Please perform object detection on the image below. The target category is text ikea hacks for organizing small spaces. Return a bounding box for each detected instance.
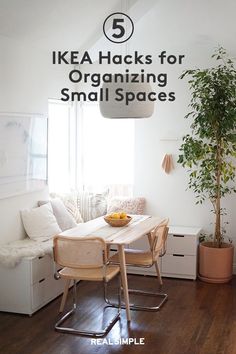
[52,50,185,105]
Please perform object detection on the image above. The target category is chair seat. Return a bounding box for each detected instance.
[110,249,154,266]
[59,265,120,282]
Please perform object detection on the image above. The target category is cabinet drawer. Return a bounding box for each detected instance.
[166,234,196,255]
[31,255,53,284]
[161,254,196,276]
[31,275,65,311]
[31,277,48,310]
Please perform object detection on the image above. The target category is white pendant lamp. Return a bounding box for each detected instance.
[99,0,154,119]
[99,78,154,118]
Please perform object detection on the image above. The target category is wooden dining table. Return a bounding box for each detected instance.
[60,214,162,322]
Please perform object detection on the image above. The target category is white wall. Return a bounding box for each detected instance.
[0,34,71,244]
[0,0,235,258]
[131,0,236,256]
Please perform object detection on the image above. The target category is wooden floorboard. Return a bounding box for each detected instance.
[0,275,236,354]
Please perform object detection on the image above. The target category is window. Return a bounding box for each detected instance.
[48,100,134,195]
[48,99,76,193]
[81,103,134,192]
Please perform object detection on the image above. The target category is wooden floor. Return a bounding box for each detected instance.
[0,274,236,354]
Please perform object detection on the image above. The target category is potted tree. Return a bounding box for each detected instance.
[178,47,236,283]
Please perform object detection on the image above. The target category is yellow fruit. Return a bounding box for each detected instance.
[111,213,120,219]
[120,212,127,219]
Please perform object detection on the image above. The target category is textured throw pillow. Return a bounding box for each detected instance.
[38,198,77,231]
[21,203,62,240]
[78,191,108,222]
[49,193,84,224]
[107,197,146,215]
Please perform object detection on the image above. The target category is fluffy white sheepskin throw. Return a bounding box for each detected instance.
[0,238,53,268]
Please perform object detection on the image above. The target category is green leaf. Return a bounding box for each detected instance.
[178,47,236,245]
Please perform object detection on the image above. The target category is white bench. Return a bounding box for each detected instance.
[0,239,65,315]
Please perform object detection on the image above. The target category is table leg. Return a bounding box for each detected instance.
[147,232,154,249]
[118,244,131,322]
[59,279,70,313]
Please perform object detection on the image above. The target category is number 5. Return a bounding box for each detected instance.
[112,18,125,39]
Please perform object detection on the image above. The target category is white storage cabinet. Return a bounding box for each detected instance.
[161,226,201,280]
[0,255,65,315]
[127,225,201,280]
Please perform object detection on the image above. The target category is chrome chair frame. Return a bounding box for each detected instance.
[106,222,169,312]
[53,236,121,337]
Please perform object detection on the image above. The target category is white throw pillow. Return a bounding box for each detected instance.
[49,193,84,224]
[107,197,146,215]
[78,190,108,222]
[38,198,77,231]
[21,203,62,240]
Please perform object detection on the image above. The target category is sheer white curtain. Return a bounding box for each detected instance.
[48,99,76,193]
[48,100,134,196]
[81,103,134,195]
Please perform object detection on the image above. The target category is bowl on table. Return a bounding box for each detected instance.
[104,213,132,227]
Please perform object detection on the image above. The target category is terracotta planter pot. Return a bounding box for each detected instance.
[198,242,234,283]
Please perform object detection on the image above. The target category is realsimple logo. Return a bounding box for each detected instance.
[90,337,145,346]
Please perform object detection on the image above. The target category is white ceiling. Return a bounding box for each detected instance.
[0,0,160,52]
[0,0,122,50]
